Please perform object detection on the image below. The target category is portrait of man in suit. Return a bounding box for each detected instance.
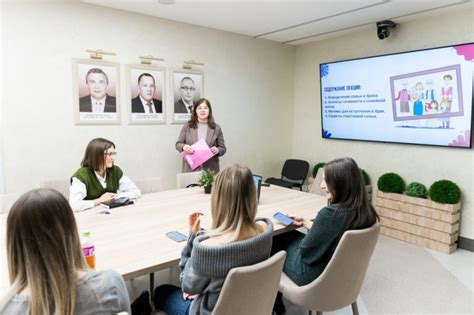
[131,73,163,114]
[174,77,196,114]
[79,68,116,113]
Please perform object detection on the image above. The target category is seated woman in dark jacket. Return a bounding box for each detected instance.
[154,164,273,315]
[273,157,379,314]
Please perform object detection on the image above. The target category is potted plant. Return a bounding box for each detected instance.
[405,182,428,199]
[307,162,325,191]
[312,162,326,178]
[197,170,215,194]
[429,180,461,204]
[375,172,461,254]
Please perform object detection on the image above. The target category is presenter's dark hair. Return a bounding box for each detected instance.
[85,68,109,84]
[80,138,115,171]
[138,73,155,85]
[323,157,379,230]
[188,98,216,129]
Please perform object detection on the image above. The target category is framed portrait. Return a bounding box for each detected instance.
[171,69,204,124]
[72,59,120,125]
[126,64,166,125]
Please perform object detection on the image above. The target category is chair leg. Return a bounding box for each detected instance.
[351,301,359,315]
[149,272,154,299]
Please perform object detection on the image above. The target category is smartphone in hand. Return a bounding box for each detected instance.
[166,231,188,242]
[273,212,293,225]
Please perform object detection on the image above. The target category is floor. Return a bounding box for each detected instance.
[128,235,474,314]
[285,235,473,314]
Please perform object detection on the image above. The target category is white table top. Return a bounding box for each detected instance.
[0,185,326,291]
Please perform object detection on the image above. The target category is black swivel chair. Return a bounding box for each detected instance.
[265,159,310,191]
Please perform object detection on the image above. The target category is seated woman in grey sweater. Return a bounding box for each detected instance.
[154,164,273,315]
[0,189,131,315]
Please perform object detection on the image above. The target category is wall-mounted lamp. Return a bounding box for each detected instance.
[86,49,116,60]
[183,59,204,70]
[139,55,165,65]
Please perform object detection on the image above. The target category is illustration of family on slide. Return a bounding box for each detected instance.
[393,69,459,128]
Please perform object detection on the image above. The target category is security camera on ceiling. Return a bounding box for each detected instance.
[376,20,396,40]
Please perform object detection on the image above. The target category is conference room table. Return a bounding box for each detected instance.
[0,185,327,293]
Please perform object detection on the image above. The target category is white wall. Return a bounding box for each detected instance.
[1,3,295,193]
[2,2,473,240]
[292,9,474,238]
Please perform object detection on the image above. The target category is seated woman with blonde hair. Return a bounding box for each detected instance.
[0,188,131,315]
[154,164,273,315]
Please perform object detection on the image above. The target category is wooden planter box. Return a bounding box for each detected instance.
[374,191,461,254]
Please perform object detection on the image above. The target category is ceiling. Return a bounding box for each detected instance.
[83,0,472,45]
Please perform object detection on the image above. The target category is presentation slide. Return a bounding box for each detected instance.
[320,43,473,148]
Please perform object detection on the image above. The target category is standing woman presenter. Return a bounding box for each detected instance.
[175,98,226,173]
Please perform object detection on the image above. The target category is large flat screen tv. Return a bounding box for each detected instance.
[319,43,473,148]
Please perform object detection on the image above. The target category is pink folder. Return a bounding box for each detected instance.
[180,139,215,170]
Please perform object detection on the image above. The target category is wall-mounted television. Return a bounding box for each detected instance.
[319,43,473,148]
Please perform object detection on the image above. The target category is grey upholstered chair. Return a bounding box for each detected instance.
[279,223,380,315]
[0,193,20,214]
[212,251,287,315]
[134,177,163,194]
[40,179,70,199]
[176,171,202,189]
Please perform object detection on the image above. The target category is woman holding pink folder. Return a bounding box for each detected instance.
[176,98,226,173]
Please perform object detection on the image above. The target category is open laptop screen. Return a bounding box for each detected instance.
[252,174,262,203]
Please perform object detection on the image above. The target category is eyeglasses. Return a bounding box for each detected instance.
[105,152,117,157]
[180,86,196,92]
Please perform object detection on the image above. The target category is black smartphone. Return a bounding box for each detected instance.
[273,212,293,225]
[166,231,188,242]
[114,197,129,204]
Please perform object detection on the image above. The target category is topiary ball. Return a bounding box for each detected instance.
[312,162,326,178]
[429,180,461,204]
[405,182,428,199]
[377,172,405,193]
[360,168,370,186]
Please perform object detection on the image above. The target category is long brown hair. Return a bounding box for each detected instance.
[188,98,216,129]
[209,164,260,242]
[80,137,115,171]
[323,157,379,230]
[2,189,87,315]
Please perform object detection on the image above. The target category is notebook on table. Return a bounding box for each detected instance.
[100,197,134,209]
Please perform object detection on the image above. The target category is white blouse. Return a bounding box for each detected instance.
[69,171,141,212]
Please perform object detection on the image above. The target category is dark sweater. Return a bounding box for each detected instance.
[71,165,123,200]
[283,206,350,286]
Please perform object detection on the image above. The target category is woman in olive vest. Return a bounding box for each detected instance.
[69,138,140,211]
